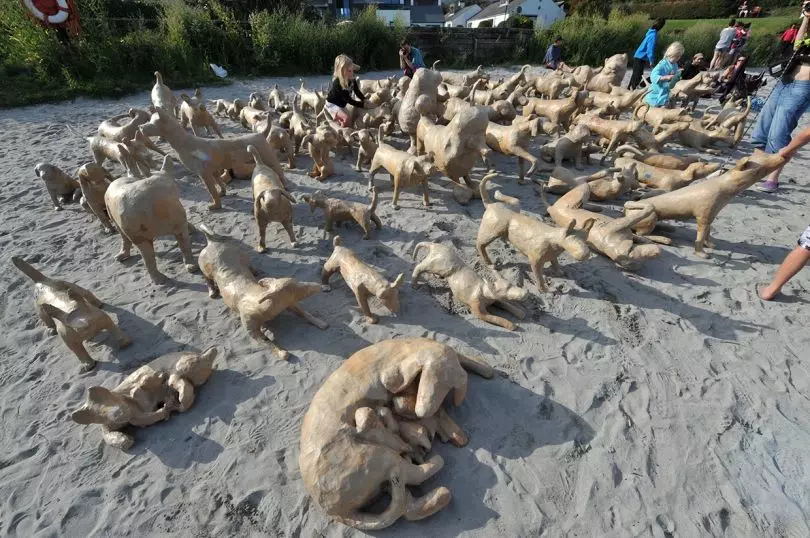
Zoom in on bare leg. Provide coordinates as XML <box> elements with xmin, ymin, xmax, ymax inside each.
<box><xmin>760</xmin><ymin>246</ymin><xmax>810</xmax><ymax>300</ymax></box>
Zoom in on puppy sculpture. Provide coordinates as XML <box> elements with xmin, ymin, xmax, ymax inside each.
<box><xmin>546</xmin><ymin>165</ymin><xmax>641</xmax><ymax>202</ymax></box>
<box><xmin>302</xmin><ymin>189</ymin><xmax>381</xmax><ymax>239</ymax></box>
<box><xmin>322</xmin><ymin>236</ymin><xmax>403</xmax><ymax>324</ymax></box>
<box><xmin>197</xmin><ymin>225</ymin><xmax>327</xmax><ymax>359</ymax></box>
<box><xmin>476</xmin><ymin>174</ymin><xmax>591</xmax><ymax>291</ymax></box>
<box><xmin>624</xmin><ymin>150</ymin><xmax>785</xmax><ymax>257</ymax></box>
<box><xmin>350</xmin><ymin>128</ymin><xmax>379</xmax><ymax>172</ymax></box>
<box><xmin>484</xmin><ymin>120</ymin><xmax>541</xmax><ymax>184</ymax></box>
<box><xmin>98</xmin><ymin>108</ymin><xmax>163</xmax><ymax>156</ymax></box>
<box><xmin>296</xmin><ymin>80</ymin><xmax>326</xmax><ymax>115</ymax></box>
<box><xmin>105</xmin><ymin>156</ymin><xmax>198</xmax><ymax>283</ymax></box>
<box><xmin>77</xmin><ymin>163</ymin><xmax>114</xmax><ymax>233</ymax></box>
<box><xmin>71</xmin><ymin>347</ymin><xmax>217</xmax><ymax>449</ymax></box>
<box><xmin>209</xmin><ymin>98</ymin><xmax>244</xmax><ymax>120</ymax></box>
<box><xmin>34</xmin><ymin>163</ymin><xmax>80</xmax><ymax>210</ymax></box>
<box><xmin>12</xmin><ymin>256</ymin><xmax>131</xmax><ymax>372</ymax></box>
<box><xmin>240</xmin><ymin>105</ymin><xmax>269</xmax><ymax>131</ymax></box>
<box><xmin>139</xmin><ymin>109</ymin><xmax>286</xmax><ymax>209</ymax></box>
<box><xmin>369</xmin><ymin>126</ymin><xmax>436</xmax><ymax>209</ymax></box>
<box><xmin>150</xmin><ymin>71</ymin><xmax>177</xmax><ymax>116</ymax></box>
<box><xmin>574</xmin><ymin>115</ymin><xmax>644</xmax><ymax>164</ymax></box>
<box><xmin>87</xmin><ymin>135</ymin><xmax>147</xmax><ymax>176</ymax></box>
<box><xmin>539</xmin><ymin>123</ymin><xmax>593</xmax><ymax>169</ymax></box>
<box><xmin>248</xmin><ymin>145</ymin><xmax>296</xmax><ymax>251</ymax></box>
<box><xmin>412</xmin><ymin>242</ymin><xmax>527</xmax><ymax>330</ymax></box>
<box><xmin>268</xmin><ymin>85</ymin><xmax>290</xmax><ymax>112</ymax></box>
<box><xmin>179</xmin><ymin>96</ymin><xmax>223</xmax><ymax>138</ymax></box>
<box><xmin>302</xmin><ymin>125</ymin><xmax>340</xmax><ymax>181</ymax></box>
<box><xmin>546</xmin><ymin>183</ymin><xmax>661</xmax><ymax>268</ymax></box>
<box><xmin>300</xmin><ymin>338</ymin><xmax>493</xmax><ymax>530</ymax></box>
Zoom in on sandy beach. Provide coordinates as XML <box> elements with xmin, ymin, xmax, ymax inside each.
<box><xmin>1</xmin><ymin>66</ymin><xmax>809</xmax><ymax>537</ymax></box>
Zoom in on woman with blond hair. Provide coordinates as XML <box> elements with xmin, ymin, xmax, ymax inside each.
<box><xmin>325</xmin><ymin>54</ymin><xmax>367</xmax><ymax>128</ymax></box>
<box><xmin>644</xmin><ymin>41</ymin><xmax>684</xmax><ymax>107</ymax></box>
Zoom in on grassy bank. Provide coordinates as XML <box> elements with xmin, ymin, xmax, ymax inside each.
<box><xmin>0</xmin><ymin>1</ymin><xmax>789</xmax><ymax>108</ymax></box>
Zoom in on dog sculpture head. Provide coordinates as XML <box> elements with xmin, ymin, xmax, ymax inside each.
<box><xmin>487</xmin><ymin>273</ymin><xmax>528</xmax><ymax>302</ymax></box>
<box><xmin>302</xmin><ymin>190</ymin><xmax>328</xmax><ymax>212</ymax></box>
<box><xmin>557</xmin><ymin>219</ymin><xmax>594</xmax><ymax>261</ymax></box>
<box><xmin>72</xmin><ymin>386</ymin><xmax>138</xmax><ymax>428</ymax></box>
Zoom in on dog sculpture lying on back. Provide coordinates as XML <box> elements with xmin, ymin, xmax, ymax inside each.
<box><xmin>300</xmin><ymin>338</ymin><xmax>493</xmax><ymax>530</ymax></box>
<box><xmin>71</xmin><ymin>347</ymin><xmax>217</xmax><ymax>449</ymax></box>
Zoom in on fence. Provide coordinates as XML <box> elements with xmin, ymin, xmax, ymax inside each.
<box><xmin>406</xmin><ymin>27</ymin><xmax>543</xmax><ymax>67</ymax></box>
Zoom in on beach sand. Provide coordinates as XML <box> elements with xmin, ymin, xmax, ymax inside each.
<box><xmin>1</xmin><ymin>66</ymin><xmax>808</xmax><ymax>537</ymax></box>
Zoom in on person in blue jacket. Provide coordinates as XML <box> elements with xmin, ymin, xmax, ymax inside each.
<box><xmin>644</xmin><ymin>42</ymin><xmax>685</xmax><ymax>107</ymax></box>
<box><xmin>628</xmin><ymin>18</ymin><xmax>666</xmax><ymax>89</ymax></box>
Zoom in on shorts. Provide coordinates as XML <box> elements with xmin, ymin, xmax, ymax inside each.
<box><xmin>799</xmin><ymin>226</ymin><xmax>810</xmax><ymax>250</ymax></box>
<box><xmin>324</xmin><ymin>102</ymin><xmax>345</xmax><ymax>118</ymax></box>
<box><xmin>715</xmin><ymin>46</ymin><xmax>729</xmax><ymax>53</ymax></box>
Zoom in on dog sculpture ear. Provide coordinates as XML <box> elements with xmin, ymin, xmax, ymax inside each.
<box><xmin>582</xmin><ymin>218</ymin><xmax>596</xmax><ymax>234</ymax></box>
<box><xmin>564</xmin><ymin>220</ymin><xmax>577</xmax><ymax>236</ymax></box>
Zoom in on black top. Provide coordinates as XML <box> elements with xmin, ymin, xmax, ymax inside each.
<box><xmin>681</xmin><ymin>64</ymin><xmax>705</xmax><ymax>80</ymax></box>
<box><xmin>326</xmin><ymin>78</ymin><xmax>366</xmax><ymax>108</ymax></box>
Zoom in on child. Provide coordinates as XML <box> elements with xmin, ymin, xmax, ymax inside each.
<box><xmin>628</xmin><ymin>18</ymin><xmax>666</xmax><ymax>89</ymax></box>
<box><xmin>325</xmin><ymin>55</ymin><xmax>366</xmax><ymax>128</ymax></box>
<box><xmin>759</xmin><ymin>125</ymin><xmax>810</xmax><ymax>300</ymax></box>
<box><xmin>644</xmin><ymin>42</ymin><xmax>684</xmax><ymax>107</ymax></box>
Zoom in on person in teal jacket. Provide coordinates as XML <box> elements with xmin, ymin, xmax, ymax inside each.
<box><xmin>628</xmin><ymin>18</ymin><xmax>666</xmax><ymax>89</ymax></box>
<box><xmin>644</xmin><ymin>42</ymin><xmax>685</xmax><ymax>107</ymax></box>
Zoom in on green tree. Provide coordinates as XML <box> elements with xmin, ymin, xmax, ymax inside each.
<box><xmin>570</xmin><ymin>0</ymin><xmax>611</xmax><ymax>18</ymax></box>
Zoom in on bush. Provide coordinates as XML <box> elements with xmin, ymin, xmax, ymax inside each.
<box><xmin>631</xmin><ymin>0</ymin><xmax>733</xmax><ymax>20</ymax></box>
<box><xmin>478</xmin><ymin>20</ymin><xmax>493</xmax><ymax>27</ymax></box>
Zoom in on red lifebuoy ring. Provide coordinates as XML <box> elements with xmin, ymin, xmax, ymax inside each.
<box><xmin>23</xmin><ymin>0</ymin><xmax>70</xmax><ymax>25</ymax></box>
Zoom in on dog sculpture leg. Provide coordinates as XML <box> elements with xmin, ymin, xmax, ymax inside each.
<box><xmin>201</xmin><ymin>171</ymin><xmax>223</xmax><ymax>210</ymax></box>
<box><xmin>174</xmin><ymin>229</ymin><xmax>198</xmax><ymax>273</ymax></box>
<box><xmin>115</xmin><ymin>233</ymin><xmax>133</xmax><ymax>261</ymax></box>
<box><xmin>135</xmin><ymin>240</ymin><xmax>167</xmax><ymax>284</ymax></box>
<box><xmin>694</xmin><ymin>217</ymin><xmax>712</xmax><ymax>258</ymax></box>
<box><xmin>469</xmin><ymin>299</ymin><xmax>516</xmax><ymax>330</ymax></box>
<box><xmin>286</xmin><ymin>305</ymin><xmax>329</xmax><ymax>330</ymax></box>
<box><xmin>99</xmin><ymin>312</ymin><xmax>132</xmax><ymax>348</ymax></box>
<box><xmin>355</xmin><ymin>287</ymin><xmax>378</xmax><ymax>324</ymax></box>
<box><xmin>52</xmin><ymin>319</ymin><xmax>96</xmax><ymax>372</ymax></box>
<box><xmin>168</xmin><ymin>374</ymin><xmax>195</xmax><ymax>411</ymax></box>
<box><xmin>529</xmin><ymin>257</ymin><xmax>548</xmax><ymax>292</ymax></box>
<box><xmin>495</xmin><ymin>300</ymin><xmax>526</xmax><ymax>320</ymax></box>
<box><xmin>101</xmin><ymin>426</ymin><xmax>135</xmax><ymax>450</ymax></box>
<box><xmin>35</xmin><ymin>303</ymin><xmax>58</xmax><ymax>334</ymax></box>
<box><xmin>511</xmin><ymin>147</ymin><xmax>538</xmax><ymax>185</ymax></box>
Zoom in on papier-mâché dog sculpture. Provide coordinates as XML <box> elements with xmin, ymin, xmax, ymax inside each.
<box><xmin>34</xmin><ymin>163</ymin><xmax>81</xmax><ymax>210</ymax></box>
<box><xmin>299</xmin><ymin>338</ymin><xmax>493</xmax><ymax>530</ymax></box>
<box><xmin>12</xmin><ymin>256</ymin><xmax>131</xmax><ymax>372</ymax></box>
<box><xmin>71</xmin><ymin>347</ymin><xmax>217</xmax><ymax>449</ymax></box>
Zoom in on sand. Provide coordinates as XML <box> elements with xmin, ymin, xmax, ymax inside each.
<box><xmin>1</xmin><ymin>66</ymin><xmax>809</xmax><ymax>537</ymax></box>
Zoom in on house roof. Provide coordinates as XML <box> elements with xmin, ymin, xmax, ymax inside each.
<box><xmin>445</xmin><ymin>4</ymin><xmax>481</xmax><ymax>22</ymax></box>
<box><xmin>411</xmin><ymin>5</ymin><xmax>445</xmax><ymax>24</ymax></box>
<box><xmin>468</xmin><ymin>0</ymin><xmax>524</xmax><ymax>22</ymax></box>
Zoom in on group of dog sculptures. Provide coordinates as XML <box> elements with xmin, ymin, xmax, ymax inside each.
<box><xmin>18</xmin><ymin>55</ymin><xmax>786</xmax><ymax>530</ymax></box>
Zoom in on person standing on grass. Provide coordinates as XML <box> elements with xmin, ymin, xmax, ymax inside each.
<box><xmin>711</xmin><ymin>18</ymin><xmax>738</xmax><ymax>70</ymax></box>
<box><xmin>628</xmin><ymin>18</ymin><xmax>666</xmax><ymax>90</ymax></box>
<box><xmin>759</xmin><ymin>127</ymin><xmax>810</xmax><ymax>300</ymax></box>
<box><xmin>643</xmin><ymin>42</ymin><xmax>684</xmax><ymax>107</ymax></box>
<box><xmin>752</xmin><ymin>7</ymin><xmax>810</xmax><ymax>193</ymax></box>
<box><xmin>325</xmin><ymin>55</ymin><xmax>366</xmax><ymax>128</ymax></box>
<box><xmin>399</xmin><ymin>39</ymin><xmax>425</xmax><ymax>79</ymax></box>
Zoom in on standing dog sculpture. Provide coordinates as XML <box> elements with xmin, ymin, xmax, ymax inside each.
<box><xmin>624</xmin><ymin>150</ymin><xmax>786</xmax><ymax>257</ymax></box>
<box><xmin>77</xmin><ymin>163</ymin><xmax>114</xmax><ymax>233</ymax></box>
<box><xmin>105</xmin><ymin>156</ymin><xmax>198</xmax><ymax>283</ymax></box>
<box><xmin>302</xmin><ymin>189</ymin><xmax>381</xmax><ymax>239</ymax></box>
<box><xmin>321</xmin><ymin>236</ymin><xmax>404</xmax><ymax>324</ymax></box>
<box><xmin>12</xmin><ymin>256</ymin><xmax>131</xmax><ymax>372</ymax></box>
<box><xmin>300</xmin><ymin>338</ymin><xmax>493</xmax><ymax>530</ymax></box>
<box><xmin>412</xmin><ymin>242</ymin><xmax>527</xmax><ymax>330</ymax></box>
<box><xmin>197</xmin><ymin>225</ymin><xmax>328</xmax><ymax>359</ymax></box>
<box><xmin>476</xmin><ymin>174</ymin><xmax>592</xmax><ymax>291</ymax></box>
<box><xmin>248</xmin><ymin>145</ymin><xmax>296</xmax><ymax>251</ymax></box>
<box><xmin>369</xmin><ymin>126</ymin><xmax>436</xmax><ymax>209</ymax></box>
<box><xmin>71</xmin><ymin>347</ymin><xmax>217</xmax><ymax>449</ymax></box>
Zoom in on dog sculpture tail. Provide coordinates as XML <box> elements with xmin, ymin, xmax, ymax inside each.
<box><xmin>333</xmin><ymin>235</ymin><xmax>343</xmax><ymax>247</ymax></box>
<box><xmin>11</xmin><ymin>256</ymin><xmax>48</xmax><ymax>284</ymax></box>
<box><xmin>615</xmin><ymin>144</ymin><xmax>644</xmax><ymax>159</ymax></box>
<box><xmin>367</xmin><ymin>187</ymin><xmax>378</xmax><ymax>213</ymax></box>
<box><xmin>632</xmin><ymin>103</ymin><xmax>651</xmax><ymax>123</ymax></box>
<box><xmin>338</xmin><ymin>475</ymin><xmax>411</xmax><ymax>531</ymax></box>
<box><xmin>432</xmin><ymin>60</ymin><xmax>441</xmax><ymax>71</ymax></box>
<box><xmin>196</xmin><ymin>223</ymin><xmax>230</xmax><ymax>242</ymax></box>
<box><xmin>412</xmin><ymin>242</ymin><xmax>432</xmax><ymax>261</ymax></box>
<box><xmin>478</xmin><ymin>172</ymin><xmax>500</xmax><ymax>205</ymax></box>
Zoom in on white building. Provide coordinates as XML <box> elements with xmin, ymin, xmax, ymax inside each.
<box><xmin>444</xmin><ymin>4</ymin><xmax>482</xmax><ymax>27</ymax></box>
<box><xmin>466</xmin><ymin>0</ymin><xmax>564</xmax><ymax>28</ymax></box>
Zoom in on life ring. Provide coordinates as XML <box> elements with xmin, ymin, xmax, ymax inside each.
<box><xmin>23</xmin><ymin>0</ymin><xmax>70</xmax><ymax>25</ymax></box>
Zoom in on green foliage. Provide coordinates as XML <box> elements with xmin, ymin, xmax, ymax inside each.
<box><xmin>631</xmin><ymin>0</ymin><xmax>734</xmax><ymax>19</ymax></box>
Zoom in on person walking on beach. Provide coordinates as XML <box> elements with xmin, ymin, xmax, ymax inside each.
<box><xmin>399</xmin><ymin>39</ymin><xmax>425</xmax><ymax>79</ymax></box>
<box><xmin>710</xmin><ymin>19</ymin><xmax>738</xmax><ymax>70</ymax></box>
<box><xmin>643</xmin><ymin>42</ymin><xmax>684</xmax><ymax>107</ymax></box>
<box><xmin>628</xmin><ymin>18</ymin><xmax>666</xmax><ymax>89</ymax></box>
<box><xmin>325</xmin><ymin>55</ymin><xmax>367</xmax><ymax>128</ymax></box>
<box><xmin>752</xmin><ymin>6</ymin><xmax>810</xmax><ymax>193</ymax></box>
<box><xmin>759</xmin><ymin>127</ymin><xmax>810</xmax><ymax>300</ymax></box>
